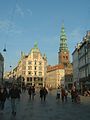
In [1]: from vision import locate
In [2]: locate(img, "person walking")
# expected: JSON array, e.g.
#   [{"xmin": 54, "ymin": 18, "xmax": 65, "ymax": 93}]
[
  {"xmin": 56, "ymin": 87, "xmax": 61, "ymax": 101},
  {"xmin": 61, "ymin": 87, "xmax": 65, "ymax": 102},
  {"xmin": 65, "ymin": 89, "xmax": 68, "ymax": 102},
  {"xmin": 40, "ymin": 87, "xmax": 44, "ymax": 102},
  {"xmin": 0, "ymin": 85, "xmax": 8, "ymax": 114},
  {"xmin": 43, "ymin": 87, "xmax": 48, "ymax": 101},
  {"xmin": 31, "ymin": 86, "xmax": 35, "ymax": 100},
  {"xmin": 40, "ymin": 87, "xmax": 48, "ymax": 102},
  {"xmin": 28, "ymin": 86, "xmax": 32, "ymax": 100},
  {"xmin": 71, "ymin": 86, "xmax": 77, "ymax": 102},
  {"xmin": 9, "ymin": 84, "xmax": 19, "ymax": 116}
]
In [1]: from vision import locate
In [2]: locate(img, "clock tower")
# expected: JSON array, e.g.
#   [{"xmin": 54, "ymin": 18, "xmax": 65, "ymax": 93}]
[{"xmin": 58, "ymin": 23, "xmax": 70, "ymax": 67}]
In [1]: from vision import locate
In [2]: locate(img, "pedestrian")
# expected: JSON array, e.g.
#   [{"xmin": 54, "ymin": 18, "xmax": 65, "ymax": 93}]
[
  {"xmin": 40, "ymin": 87, "xmax": 43, "ymax": 102},
  {"xmin": 56, "ymin": 87, "xmax": 60, "ymax": 101},
  {"xmin": 40, "ymin": 87, "xmax": 48, "ymax": 102},
  {"xmin": 28, "ymin": 86, "xmax": 32, "ymax": 100},
  {"xmin": 0, "ymin": 85, "xmax": 8, "ymax": 114},
  {"xmin": 18, "ymin": 87, "xmax": 21, "ymax": 100},
  {"xmin": 43, "ymin": 87, "xmax": 48, "ymax": 101},
  {"xmin": 31, "ymin": 86, "xmax": 36, "ymax": 100},
  {"xmin": 61, "ymin": 87, "xmax": 65, "ymax": 102},
  {"xmin": 9, "ymin": 84, "xmax": 19, "ymax": 116},
  {"xmin": 71, "ymin": 86, "xmax": 77, "ymax": 102},
  {"xmin": 65, "ymin": 89, "xmax": 68, "ymax": 102}
]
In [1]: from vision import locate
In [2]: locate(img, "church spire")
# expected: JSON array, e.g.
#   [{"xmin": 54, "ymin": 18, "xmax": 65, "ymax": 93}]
[
  {"xmin": 59, "ymin": 23, "xmax": 68, "ymax": 52},
  {"xmin": 34, "ymin": 41, "xmax": 38, "ymax": 49},
  {"xmin": 58, "ymin": 23, "xmax": 70, "ymax": 65}
]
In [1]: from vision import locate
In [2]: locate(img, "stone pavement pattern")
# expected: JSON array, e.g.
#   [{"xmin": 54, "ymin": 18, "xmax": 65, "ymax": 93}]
[{"xmin": 0, "ymin": 90, "xmax": 90, "ymax": 120}]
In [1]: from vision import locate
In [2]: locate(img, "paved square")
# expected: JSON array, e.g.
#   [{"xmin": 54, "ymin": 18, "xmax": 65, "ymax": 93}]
[{"xmin": 0, "ymin": 90, "xmax": 90, "ymax": 120}]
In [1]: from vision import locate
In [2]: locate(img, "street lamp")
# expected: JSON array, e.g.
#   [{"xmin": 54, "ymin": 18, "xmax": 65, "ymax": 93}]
[
  {"xmin": 2, "ymin": 44, "xmax": 7, "ymax": 84},
  {"xmin": 3, "ymin": 44, "xmax": 7, "ymax": 52},
  {"xmin": 1, "ymin": 60, "xmax": 4, "ymax": 85}
]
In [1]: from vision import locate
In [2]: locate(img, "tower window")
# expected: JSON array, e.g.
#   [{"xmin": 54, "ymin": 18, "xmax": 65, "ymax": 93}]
[
  {"xmin": 39, "ymin": 61, "xmax": 42, "ymax": 65},
  {"xmin": 66, "ymin": 56, "xmax": 68, "ymax": 59},
  {"xmin": 63, "ymin": 56, "xmax": 65, "ymax": 58}
]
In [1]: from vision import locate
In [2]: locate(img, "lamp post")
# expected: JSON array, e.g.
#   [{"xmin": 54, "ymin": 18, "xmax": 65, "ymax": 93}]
[
  {"xmin": 1, "ymin": 61, "xmax": 4, "ymax": 85},
  {"xmin": 2, "ymin": 44, "xmax": 7, "ymax": 84}
]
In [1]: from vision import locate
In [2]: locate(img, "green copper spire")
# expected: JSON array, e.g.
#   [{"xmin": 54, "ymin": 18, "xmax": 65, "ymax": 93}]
[
  {"xmin": 34, "ymin": 41, "xmax": 38, "ymax": 49},
  {"xmin": 59, "ymin": 23, "xmax": 68, "ymax": 52}
]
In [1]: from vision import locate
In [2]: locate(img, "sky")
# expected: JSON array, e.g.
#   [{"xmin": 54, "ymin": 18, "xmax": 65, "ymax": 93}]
[{"xmin": 0, "ymin": 0, "xmax": 90, "ymax": 72}]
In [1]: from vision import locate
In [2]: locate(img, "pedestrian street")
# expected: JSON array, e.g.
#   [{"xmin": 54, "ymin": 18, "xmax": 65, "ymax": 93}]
[{"xmin": 0, "ymin": 90, "xmax": 90, "ymax": 120}]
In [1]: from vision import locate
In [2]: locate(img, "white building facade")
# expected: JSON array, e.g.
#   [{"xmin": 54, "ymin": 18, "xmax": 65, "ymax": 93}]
[
  {"xmin": 16, "ymin": 43, "xmax": 47, "ymax": 87},
  {"xmin": 72, "ymin": 31, "xmax": 90, "ymax": 92}
]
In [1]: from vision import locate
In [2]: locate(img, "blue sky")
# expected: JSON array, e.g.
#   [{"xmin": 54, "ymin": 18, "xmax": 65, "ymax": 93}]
[{"xmin": 0, "ymin": 0, "xmax": 90, "ymax": 71}]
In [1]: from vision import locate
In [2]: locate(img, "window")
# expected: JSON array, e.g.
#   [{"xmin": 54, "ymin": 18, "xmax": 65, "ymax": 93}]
[
  {"xmin": 39, "ymin": 72, "xmax": 42, "ymax": 76},
  {"xmin": 39, "ymin": 66, "xmax": 42, "ymax": 70},
  {"xmin": 39, "ymin": 61, "xmax": 42, "ymax": 65},
  {"xmin": 39, "ymin": 83, "xmax": 43, "ymax": 85},
  {"xmin": 41, "ymin": 78, "xmax": 43, "ymax": 81},
  {"xmin": 22, "ymin": 66, "xmax": 26, "ymax": 70},
  {"xmin": 35, "ymin": 66, "xmax": 37, "ymax": 70},
  {"xmin": 34, "ymin": 60, "xmax": 37, "ymax": 65},
  {"xmin": 28, "ymin": 66, "xmax": 32, "ymax": 70},
  {"xmin": 22, "ymin": 71, "xmax": 26, "ymax": 75},
  {"xmin": 34, "ymin": 77, "xmax": 37, "ymax": 81},
  {"xmin": 66, "ymin": 56, "xmax": 68, "ymax": 59},
  {"xmin": 33, "ymin": 53, "xmax": 38, "ymax": 59},
  {"xmin": 28, "ymin": 61, "xmax": 32, "ymax": 64},
  {"xmin": 28, "ymin": 71, "xmax": 31, "ymax": 75},
  {"xmin": 27, "ymin": 77, "xmax": 29, "ymax": 81},
  {"xmin": 30, "ymin": 77, "xmax": 32, "ymax": 81},
  {"xmin": 63, "ymin": 56, "xmax": 65, "ymax": 59},
  {"xmin": 34, "ymin": 72, "xmax": 37, "ymax": 75}
]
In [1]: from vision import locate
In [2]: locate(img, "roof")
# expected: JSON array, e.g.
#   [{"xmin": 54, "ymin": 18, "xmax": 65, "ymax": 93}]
[
  {"xmin": 29, "ymin": 42, "xmax": 40, "ymax": 54},
  {"xmin": 47, "ymin": 64, "xmax": 64, "ymax": 72}
]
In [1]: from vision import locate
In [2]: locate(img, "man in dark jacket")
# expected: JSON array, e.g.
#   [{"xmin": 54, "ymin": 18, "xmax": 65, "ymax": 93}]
[
  {"xmin": 9, "ymin": 84, "xmax": 19, "ymax": 116},
  {"xmin": 28, "ymin": 86, "xmax": 32, "ymax": 100},
  {"xmin": 0, "ymin": 85, "xmax": 8, "ymax": 113},
  {"xmin": 40, "ymin": 87, "xmax": 48, "ymax": 102}
]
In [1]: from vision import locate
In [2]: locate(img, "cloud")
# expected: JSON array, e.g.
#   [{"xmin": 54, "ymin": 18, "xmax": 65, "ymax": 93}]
[
  {"xmin": 0, "ymin": 20, "xmax": 10, "ymax": 31},
  {"xmin": 67, "ymin": 27, "xmax": 85, "ymax": 55},
  {"xmin": 70, "ymin": 29, "xmax": 82, "ymax": 39},
  {"xmin": 15, "ymin": 4, "xmax": 24, "ymax": 17},
  {"xmin": 27, "ymin": 9, "xmax": 32, "ymax": 16},
  {"xmin": 69, "ymin": 28, "xmax": 83, "ymax": 44},
  {"xmin": 0, "ymin": 20, "xmax": 22, "ymax": 34},
  {"xmin": 15, "ymin": 4, "xmax": 32, "ymax": 18}
]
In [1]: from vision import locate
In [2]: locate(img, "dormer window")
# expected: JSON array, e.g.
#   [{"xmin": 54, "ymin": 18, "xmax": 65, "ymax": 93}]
[{"xmin": 34, "ymin": 60, "xmax": 37, "ymax": 65}]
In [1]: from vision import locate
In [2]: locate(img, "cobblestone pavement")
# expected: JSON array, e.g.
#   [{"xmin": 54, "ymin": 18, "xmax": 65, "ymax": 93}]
[{"xmin": 0, "ymin": 90, "xmax": 90, "ymax": 120}]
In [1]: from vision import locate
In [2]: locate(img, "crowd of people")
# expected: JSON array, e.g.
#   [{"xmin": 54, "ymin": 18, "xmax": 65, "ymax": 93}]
[
  {"xmin": 0, "ymin": 84, "xmax": 80, "ymax": 116},
  {"xmin": 56, "ymin": 86, "xmax": 80, "ymax": 103}
]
